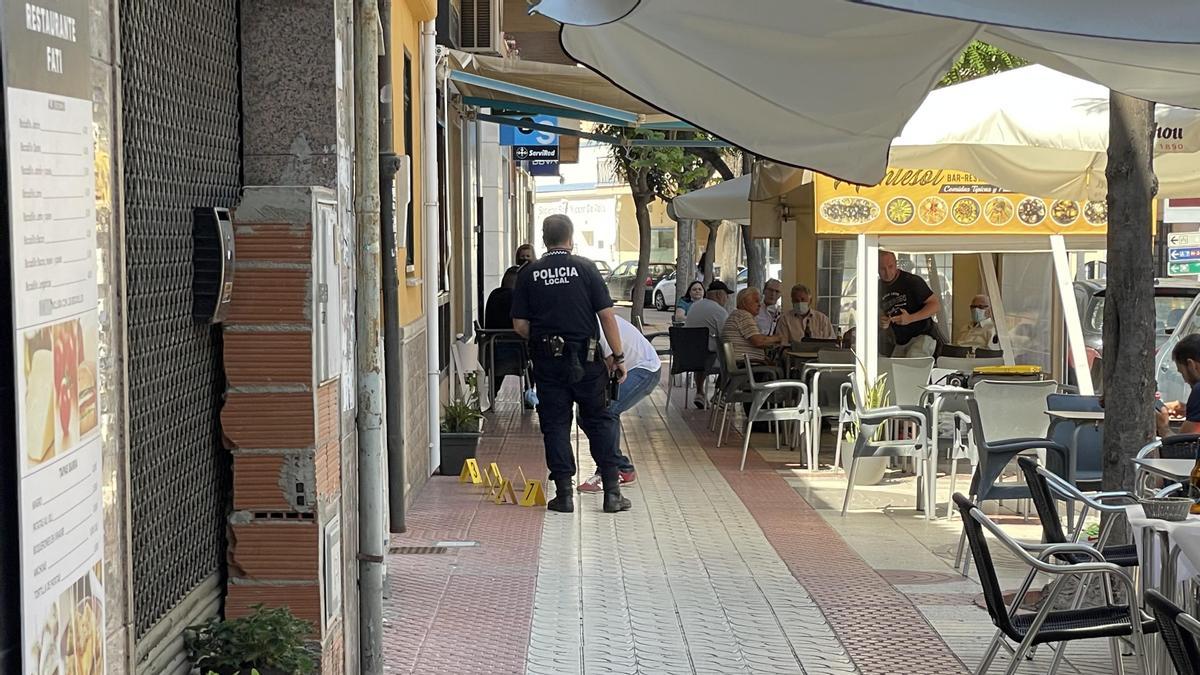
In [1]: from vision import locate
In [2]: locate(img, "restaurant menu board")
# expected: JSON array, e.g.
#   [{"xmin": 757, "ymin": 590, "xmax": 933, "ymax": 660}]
[
  {"xmin": 815, "ymin": 169, "xmax": 1109, "ymax": 235},
  {"xmin": 3, "ymin": 2, "xmax": 106, "ymax": 674}
]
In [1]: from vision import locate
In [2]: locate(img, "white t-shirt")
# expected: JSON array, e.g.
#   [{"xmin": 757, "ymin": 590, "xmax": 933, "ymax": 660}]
[{"xmin": 598, "ymin": 316, "xmax": 662, "ymax": 373}]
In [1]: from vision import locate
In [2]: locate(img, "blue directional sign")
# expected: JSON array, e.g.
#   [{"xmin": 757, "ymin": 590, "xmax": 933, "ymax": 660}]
[
  {"xmin": 1168, "ymin": 246, "xmax": 1200, "ymax": 262},
  {"xmin": 500, "ymin": 114, "xmax": 558, "ymax": 147}
]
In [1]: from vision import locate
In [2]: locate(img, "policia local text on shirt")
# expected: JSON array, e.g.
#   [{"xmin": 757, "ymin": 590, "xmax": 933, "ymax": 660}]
[{"xmin": 511, "ymin": 214, "xmax": 632, "ymax": 514}]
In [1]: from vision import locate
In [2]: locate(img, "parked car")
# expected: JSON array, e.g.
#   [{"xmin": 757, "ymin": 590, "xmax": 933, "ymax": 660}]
[
  {"xmin": 654, "ymin": 267, "xmax": 749, "ymax": 311},
  {"xmin": 592, "ymin": 260, "xmax": 611, "ymax": 276},
  {"xmin": 1075, "ymin": 278, "xmax": 1200, "ymax": 392},
  {"xmin": 1151, "ymin": 280, "xmax": 1200, "ymax": 403},
  {"xmin": 606, "ymin": 261, "xmax": 676, "ymax": 306}
]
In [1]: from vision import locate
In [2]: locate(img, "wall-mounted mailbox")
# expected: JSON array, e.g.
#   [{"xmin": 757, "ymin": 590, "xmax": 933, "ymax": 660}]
[{"xmin": 193, "ymin": 206, "xmax": 236, "ymax": 323}]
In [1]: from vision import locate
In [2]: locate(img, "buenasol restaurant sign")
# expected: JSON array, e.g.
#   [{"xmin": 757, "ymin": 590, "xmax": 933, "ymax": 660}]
[
  {"xmin": 2, "ymin": 2, "xmax": 105, "ymax": 675},
  {"xmin": 815, "ymin": 168, "xmax": 1109, "ymax": 235}
]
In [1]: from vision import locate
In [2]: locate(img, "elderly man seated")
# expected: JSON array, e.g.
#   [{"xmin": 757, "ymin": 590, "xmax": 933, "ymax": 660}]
[
  {"xmin": 723, "ymin": 287, "xmax": 788, "ymax": 366},
  {"xmin": 957, "ymin": 294, "xmax": 999, "ymax": 350},
  {"xmin": 777, "ymin": 283, "xmax": 836, "ymax": 343}
]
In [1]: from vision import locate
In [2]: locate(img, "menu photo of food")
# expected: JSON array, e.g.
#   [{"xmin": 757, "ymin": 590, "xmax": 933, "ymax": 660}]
[
  {"xmin": 28, "ymin": 572, "xmax": 104, "ymax": 675},
  {"xmin": 21, "ymin": 313, "xmax": 99, "ymax": 472}
]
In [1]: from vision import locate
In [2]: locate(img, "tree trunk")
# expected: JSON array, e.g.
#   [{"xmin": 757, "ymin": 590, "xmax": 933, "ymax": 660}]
[
  {"xmin": 744, "ymin": 225, "xmax": 766, "ymax": 291},
  {"xmin": 702, "ymin": 220, "xmax": 719, "ymax": 283},
  {"xmin": 630, "ymin": 192, "xmax": 654, "ymax": 326},
  {"xmin": 1102, "ymin": 92, "xmax": 1158, "ymax": 533},
  {"xmin": 676, "ymin": 217, "xmax": 697, "ymax": 306}
]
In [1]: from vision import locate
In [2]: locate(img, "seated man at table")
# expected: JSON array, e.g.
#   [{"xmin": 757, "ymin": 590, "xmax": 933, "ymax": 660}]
[
  {"xmin": 1158, "ymin": 334, "xmax": 1200, "ymax": 436},
  {"xmin": 723, "ymin": 287, "xmax": 787, "ymax": 367},
  {"xmin": 957, "ymin": 294, "xmax": 999, "ymax": 350},
  {"xmin": 777, "ymin": 283, "xmax": 836, "ymax": 343},
  {"xmin": 684, "ymin": 281, "xmax": 732, "ymax": 408},
  {"xmin": 483, "ymin": 265, "xmax": 534, "ymax": 405}
]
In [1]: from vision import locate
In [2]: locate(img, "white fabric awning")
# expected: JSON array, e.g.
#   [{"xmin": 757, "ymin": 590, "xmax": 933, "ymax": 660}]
[
  {"xmin": 533, "ymin": 0, "xmax": 1200, "ymax": 187},
  {"xmin": 889, "ymin": 65, "xmax": 1200, "ymax": 200},
  {"xmin": 672, "ymin": 175, "xmax": 752, "ymax": 221}
]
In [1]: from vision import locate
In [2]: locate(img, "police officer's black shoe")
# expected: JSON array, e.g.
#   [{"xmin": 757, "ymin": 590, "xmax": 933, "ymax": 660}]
[
  {"xmin": 547, "ymin": 479, "xmax": 574, "ymax": 513},
  {"xmin": 603, "ymin": 489, "xmax": 631, "ymax": 513}
]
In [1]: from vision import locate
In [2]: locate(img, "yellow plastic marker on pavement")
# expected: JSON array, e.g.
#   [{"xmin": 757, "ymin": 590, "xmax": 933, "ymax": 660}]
[
  {"xmin": 459, "ymin": 458, "xmax": 483, "ymax": 485},
  {"xmin": 518, "ymin": 479, "xmax": 547, "ymax": 507},
  {"xmin": 489, "ymin": 462, "xmax": 504, "ymax": 487},
  {"xmin": 494, "ymin": 478, "xmax": 518, "ymax": 505}
]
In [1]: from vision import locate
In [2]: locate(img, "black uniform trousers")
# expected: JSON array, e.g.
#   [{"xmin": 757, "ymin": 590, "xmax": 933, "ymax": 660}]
[{"xmin": 531, "ymin": 351, "xmax": 620, "ymax": 482}]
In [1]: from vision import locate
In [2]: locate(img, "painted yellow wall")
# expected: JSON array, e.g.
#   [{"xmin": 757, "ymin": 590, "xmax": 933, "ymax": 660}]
[
  {"xmin": 392, "ymin": 2, "xmax": 429, "ymax": 325},
  {"xmin": 615, "ymin": 195, "xmax": 674, "ymax": 263}
]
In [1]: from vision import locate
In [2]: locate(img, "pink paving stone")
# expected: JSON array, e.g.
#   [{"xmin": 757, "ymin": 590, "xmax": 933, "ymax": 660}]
[
  {"xmin": 382, "ymin": 402, "xmax": 546, "ymax": 674},
  {"xmin": 687, "ymin": 411, "xmax": 970, "ymax": 675}
]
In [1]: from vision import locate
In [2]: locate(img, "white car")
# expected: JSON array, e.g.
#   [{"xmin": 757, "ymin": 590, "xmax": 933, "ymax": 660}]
[{"xmin": 653, "ymin": 267, "xmax": 748, "ymax": 311}]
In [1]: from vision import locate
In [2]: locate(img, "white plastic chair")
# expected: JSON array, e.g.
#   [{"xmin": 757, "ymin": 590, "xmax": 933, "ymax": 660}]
[
  {"xmin": 936, "ymin": 356, "xmax": 1005, "ymax": 373},
  {"xmin": 740, "ymin": 354, "xmax": 810, "ymax": 471}
]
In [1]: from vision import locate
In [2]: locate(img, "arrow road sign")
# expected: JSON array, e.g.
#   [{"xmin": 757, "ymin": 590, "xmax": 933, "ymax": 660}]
[
  {"xmin": 1169, "ymin": 246, "xmax": 1200, "ymax": 262},
  {"xmin": 1168, "ymin": 261, "xmax": 1200, "ymax": 276},
  {"xmin": 1168, "ymin": 232, "xmax": 1200, "ymax": 247}
]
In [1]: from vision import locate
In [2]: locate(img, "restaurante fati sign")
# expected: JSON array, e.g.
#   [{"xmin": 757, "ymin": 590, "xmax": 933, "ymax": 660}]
[{"xmin": 2, "ymin": 2, "xmax": 106, "ymax": 674}]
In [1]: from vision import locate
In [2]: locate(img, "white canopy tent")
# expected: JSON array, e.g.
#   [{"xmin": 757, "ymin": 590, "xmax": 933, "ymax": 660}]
[
  {"xmin": 671, "ymin": 174, "xmax": 752, "ymax": 222},
  {"xmin": 532, "ymin": 0, "xmax": 1200, "ymax": 187}
]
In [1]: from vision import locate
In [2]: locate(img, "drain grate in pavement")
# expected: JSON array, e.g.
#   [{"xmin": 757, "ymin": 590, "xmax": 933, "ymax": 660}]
[{"xmin": 389, "ymin": 546, "xmax": 448, "ymax": 555}]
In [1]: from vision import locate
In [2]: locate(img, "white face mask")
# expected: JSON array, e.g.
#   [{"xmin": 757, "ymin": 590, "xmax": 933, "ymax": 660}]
[
  {"xmin": 793, "ymin": 302, "xmax": 810, "ymax": 315},
  {"xmin": 971, "ymin": 308, "xmax": 987, "ymax": 323}
]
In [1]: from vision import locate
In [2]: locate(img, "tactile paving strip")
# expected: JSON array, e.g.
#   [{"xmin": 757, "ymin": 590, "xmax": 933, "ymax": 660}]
[{"xmin": 525, "ymin": 389, "xmax": 859, "ymax": 675}]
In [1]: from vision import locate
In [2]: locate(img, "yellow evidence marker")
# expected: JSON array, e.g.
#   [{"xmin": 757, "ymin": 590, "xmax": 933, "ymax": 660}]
[
  {"xmin": 518, "ymin": 479, "xmax": 547, "ymax": 507},
  {"xmin": 458, "ymin": 458, "xmax": 482, "ymax": 485},
  {"xmin": 494, "ymin": 478, "xmax": 518, "ymax": 505}
]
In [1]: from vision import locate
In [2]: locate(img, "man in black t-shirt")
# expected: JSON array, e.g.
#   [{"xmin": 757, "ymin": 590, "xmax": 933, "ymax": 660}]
[
  {"xmin": 512, "ymin": 214, "xmax": 631, "ymax": 514},
  {"xmin": 878, "ymin": 251, "xmax": 941, "ymax": 357}
]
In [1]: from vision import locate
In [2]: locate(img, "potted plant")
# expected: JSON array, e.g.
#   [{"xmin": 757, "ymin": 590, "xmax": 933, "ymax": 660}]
[
  {"xmin": 440, "ymin": 379, "xmax": 484, "ymax": 475},
  {"xmin": 841, "ymin": 370, "xmax": 891, "ymax": 486},
  {"xmin": 185, "ymin": 604, "xmax": 316, "ymax": 675}
]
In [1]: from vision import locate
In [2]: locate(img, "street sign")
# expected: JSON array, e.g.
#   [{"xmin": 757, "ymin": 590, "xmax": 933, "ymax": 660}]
[
  {"xmin": 1167, "ymin": 231, "xmax": 1200, "ymax": 247},
  {"xmin": 1168, "ymin": 261, "xmax": 1200, "ymax": 276},
  {"xmin": 1168, "ymin": 246, "xmax": 1200, "ymax": 262},
  {"xmin": 500, "ymin": 114, "xmax": 558, "ymax": 147},
  {"xmin": 513, "ymin": 145, "xmax": 559, "ymax": 161}
]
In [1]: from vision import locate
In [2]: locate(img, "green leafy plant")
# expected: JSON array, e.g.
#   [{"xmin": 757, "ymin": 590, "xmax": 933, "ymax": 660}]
[
  {"xmin": 1083, "ymin": 523, "xmax": 1101, "ymax": 540},
  {"xmin": 186, "ymin": 605, "xmax": 315, "ymax": 675},
  {"xmin": 938, "ymin": 41, "xmax": 1027, "ymax": 87},
  {"xmin": 441, "ymin": 393, "xmax": 484, "ymax": 434},
  {"xmin": 844, "ymin": 372, "xmax": 891, "ymax": 444}
]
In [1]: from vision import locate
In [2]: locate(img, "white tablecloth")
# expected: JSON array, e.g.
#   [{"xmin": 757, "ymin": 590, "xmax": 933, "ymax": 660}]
[{"xmin": 1128, "ymin": 504, "xmax": 1200, "ymax": 589}]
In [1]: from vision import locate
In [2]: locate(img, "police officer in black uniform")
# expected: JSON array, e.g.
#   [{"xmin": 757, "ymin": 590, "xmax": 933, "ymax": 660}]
[{"xmin": 512, "ymin": 214, "xmax": 631, "ymax": 514}]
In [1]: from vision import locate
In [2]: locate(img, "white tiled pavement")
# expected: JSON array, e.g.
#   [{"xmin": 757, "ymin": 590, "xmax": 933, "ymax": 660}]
[{"xmin": 525, "ymin": 398, "xmax": 859, "ymax": 675}]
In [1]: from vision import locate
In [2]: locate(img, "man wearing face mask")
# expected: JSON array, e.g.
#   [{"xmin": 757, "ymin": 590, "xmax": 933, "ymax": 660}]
[
  {"xmin": 957, "ymin": 294, "xmax": 999, "ymax": 350},
  {"xmin": 777, "ymin": 283, "xmax": 836, "ymax": 343}
]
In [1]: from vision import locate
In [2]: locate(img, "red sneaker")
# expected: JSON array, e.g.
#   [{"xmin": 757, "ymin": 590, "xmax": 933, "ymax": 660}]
[
  {"xmin": 619, "ymin": 470, "xmax": 637, "ymax": 485},
  {"xmin": 577, "ymin": 474, "xmax": 603, "ymax": 493}
]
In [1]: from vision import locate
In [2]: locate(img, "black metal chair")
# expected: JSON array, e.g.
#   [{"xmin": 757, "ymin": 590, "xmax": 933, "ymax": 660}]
[
  {"xmin": 1146, "ymin": 590, "xmax": 1200, "ymax": 675},
  {"xmin": 976, "ymin": 347, "xmax": 1004, "ymax": 359},
  {"xmin": 940, "ymin": 344, "xmax": 974, "ymax": 358},
  {"xmin": 954, "ymin": 493, "xmax": 1156, "ymax": 675},
  {"xmin": 474, "ymin": 321, "xmax": 530, "ymax": 403},
  {"xmin": 665, "ymin": 326, "xmax": 713, "ymax": 409},
  {"xmin": 1017, "ymin": 457, "xmax": 1139, "ymax": 568}
]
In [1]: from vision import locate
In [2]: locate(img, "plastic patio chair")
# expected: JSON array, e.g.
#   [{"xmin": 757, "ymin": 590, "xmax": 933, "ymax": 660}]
[
  {"xmin": 739, "ymin": 354, "xmax": 810, "ymax": 470},
  {"xmin": 954, "ymin": 493, "xmax": 1155, "ymax": 675},
  {"xmin": 840, "ymin": 366, "xmax": 931, "ymax": 516},
  {"xmin": 665, "ymin": 326, "xmax": 714, "ymax": 410},
  {"xmin": 936, "ymin": 356, "xmax": 1005, "ymax": 373},
  {"xmin": 954, "ymin": 379, "xmax": 1069, "ymax": 574},
  {"xmin": 1045, "ymin": 393, "xmax": 1103, "ymax": 491},
  {"xmin": 712, "ymin": 341, "xmax": 780, "ymax": 447}
]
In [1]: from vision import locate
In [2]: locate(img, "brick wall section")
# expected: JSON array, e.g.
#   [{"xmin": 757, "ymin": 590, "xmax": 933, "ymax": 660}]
[
  {"xmin": 227, "ymin": 582, "xmax": 322, "ymax": 628},
  {"xmin": 315, "ymin": 380, "xmax": 340, "ymax": 498},
  {"xmin": 223, "ymin": 207, "xmax": 341, "ymax": 670},
  {"xmin": 229, "ymin": 521, "xmax": 320, "ymax": 580},
  {"xmin": 224, "ymin": 331, "xmax": 312, "ymax": 386}
]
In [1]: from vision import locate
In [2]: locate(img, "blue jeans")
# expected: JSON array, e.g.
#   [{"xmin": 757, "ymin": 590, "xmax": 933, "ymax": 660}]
[
  {"xmin": 532, "ymin": 354, "xmax": 620, "ymax": 482},
  {"xmin": 605, "ymin": 367, "xmax": 660, "ymax": 472}
]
